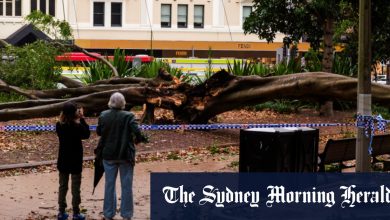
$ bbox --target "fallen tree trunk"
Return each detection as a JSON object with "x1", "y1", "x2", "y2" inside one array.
[
  {"x1": 0, "y1": 99, "x2": 65, "y2": 110},
  {"x1": 0, "y1": 87, "x2": 146, "y2": 121},
  {"x1": 29, "y1": 84, "x2": 138, "y2": 99},
  {"x1": 59, "y1": 76, "x2": 84, "y2": 88},
  {"x1": 1, "y1": 71, "x2": 390, "y2": 123}
]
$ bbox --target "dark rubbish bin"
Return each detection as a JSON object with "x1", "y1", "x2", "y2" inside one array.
[{"x1": 239, "y1": 127, "x2": 319, "y2": 172}]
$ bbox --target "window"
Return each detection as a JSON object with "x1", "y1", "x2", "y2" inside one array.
[
  {"x1": 30, "y1": 0, "x2": 55, "y2": 16},
  {"x1": 0, "y1": 0, "x2": 22, "y2": 16},
  {"x1": 111, "y1": 2, "x2": 122, "y2": 27},
  {"x1": 39, "y1": 0, "x2": 46, "y2": 13},
  {"x1": 5, "y1": 0, "x2": 11, "y2": 16},
  {"x1": 177, "y1": 4, "x2": 187, "y2": 28},
  {"x1": 93, "y1": 2, "x2": 105, "y2": 26},
  {"x1": 242, "y1": 6, "x2": 252, "y2": 25},
  {"x1": 161, "y1": 4, "x2": 171, "y2": 28},
  {"x1": 15, "y1": 0, "x2": 21, "y2": 16},
  {"x1": 31, "y1": 0, "x2": 37, "y2": 11},
  {"x1": 194, "y1": 5, "x2": 204, "y2": 28},
  {"x1": 49, "y1": 0, "x2": 55, "y2": 16}
]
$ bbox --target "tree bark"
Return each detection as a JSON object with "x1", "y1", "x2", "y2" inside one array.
[
  {"x1": 0, "y1": 87, "x2": 145, "y2": 121},
  {"x1": 59, "y1": 76, "x2": 84, "y2": 88},
  {"x1": 30, "y1": 84, "x2": 136, "y2": 99},
  {"x1": 2, "y1": 72, "x2": 390, "y2": 123},
  {"x1": 92, "y1": 77, "x2": 150, "y2": 85},
  {"x1": 0, "y1": 79, "x2": 38, "y2": 99},
  {"x1": 0, "y1": 99, "x2": 65, "y2": 110},
  {"x1": 322, "y1": 18, "x2": 335, "y2": 73},
  {"x1": 320, "y1": 18, "x2": 335, "y2": 116},
  {"x1": 141, "y1": 103, "x2": 155, "y2": 124}
]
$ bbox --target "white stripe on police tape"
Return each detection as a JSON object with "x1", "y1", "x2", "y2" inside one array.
[{"x1": 0, "y1": 123, "x2": 354, "y2": 132}]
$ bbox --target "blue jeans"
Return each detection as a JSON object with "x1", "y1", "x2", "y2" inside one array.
[{"x1": 103, "y1": 160, "x2": 134, "y2": 219}]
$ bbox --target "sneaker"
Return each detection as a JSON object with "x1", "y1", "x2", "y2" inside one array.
[
  {"x1": 58, "y1": 212, "x2": 69, "y2": 220},
  {"x1": 73, "y1": 213, "x2": 86, "y2": 220}
]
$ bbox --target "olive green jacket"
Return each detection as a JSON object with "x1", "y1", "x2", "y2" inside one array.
[{"x1": 96, "y1": 109, "x2": 142, "y2": 163}]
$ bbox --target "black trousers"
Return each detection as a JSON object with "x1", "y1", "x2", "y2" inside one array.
[{"x1": 58, "y1": 172, "x2": 82, "y2": 214}]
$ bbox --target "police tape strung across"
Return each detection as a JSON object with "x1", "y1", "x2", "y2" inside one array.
[
  {"x1": 1, "y1": 114, "x2": 388, "y2": 132},
  {"x1": 0, "y1": 122, "x2": 354, "y2": 132}
]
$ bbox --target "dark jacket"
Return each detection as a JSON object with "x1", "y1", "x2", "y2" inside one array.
[
  {"x1": 56, "y1": 118, "x2": 90, "y2": 174},
  {"x1": 96, "y1": 109, "x2": 142, "y2": 164}
]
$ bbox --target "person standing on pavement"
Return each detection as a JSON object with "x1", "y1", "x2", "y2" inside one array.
[
  {"x1": 96, "y1": 92, "x2": 143, "y2": 220},
  {"x1": 56, "y1": 102, "x2": 91, "y2": 220}
]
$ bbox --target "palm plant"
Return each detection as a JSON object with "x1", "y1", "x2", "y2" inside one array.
[
  {"x1": 272, "y1": 62, "x2": 289, "y2": 75},
  {"x1": 112, "y1": 48, "x2": 131, "y2": 77},
  {"x1": 286, "y1": 58, "x2": 303, "y2": 73},
  {"x1": 332, "y1": 53, "x2": 357, "y2": 77},
  {"x1": 133, "y1": 60, "x2": 184, "y2": 80},
  {"x1": 227, "y1": 59, "x2": 255, "y2": 76},
  {"x1": 303, "y1": 49, "x2": 322, "y2": 72},
  {"x1": 252, "y1": 62, "x2": 272, "y2": 76},
  {"x1": 78, "y1": 60, "x2": 111, "y2": 84}
]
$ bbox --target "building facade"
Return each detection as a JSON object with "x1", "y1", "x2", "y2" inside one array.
[{"x1": 0, "y1": 0, "x2": 309, "y2": 59}]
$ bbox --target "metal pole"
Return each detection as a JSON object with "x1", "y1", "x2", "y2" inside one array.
[
  {"x1": 150, "y1": 30, "x2": 154, "y2": 56},
  {"x1": 356, "y1": 0, "x2": 372, "y2": 172}
]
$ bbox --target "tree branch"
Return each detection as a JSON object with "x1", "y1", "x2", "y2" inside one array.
[
  {"x1": 59, "y1": 75, "x2": 84, "y2": 88},
  {"x1": 71, "y1": 44, "x2": 119, "y2": 77},
  {"x1": 0, "y1": 79, "x2": 38, "y2": 99},
  {"x1": 0, "y1": 99, "x2": 65, "y2": 110},
  {"x1": 0, "y1": 87, "x2": 146, "y2": 121},
  {"x1": 30, "y1": 84, "x2": 137, "y2": 99}
]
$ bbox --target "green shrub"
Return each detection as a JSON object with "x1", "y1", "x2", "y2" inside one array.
[
  {"x1": 332, "y1": 53, "x2": 357, "y2": 77},
  {"x1": 0, "y1": 92, "x2": 26, "y2": 103},
  {"x1": 372, "y1": 104, "x2": 390, "y2": 120},
  {"x1": 253, "y1": 62, "x2": 272, "y2": 76},
  {"x1": 303, "y1": 49, "x2": 322, "y2": 72},
  {"x1": 133, "y1": 60, "x2": 166, "y2": 78},
  {"x1": 112, "y1": 48, "x2": 131, "y2": 77},
  {"x1": 133, "y1": 60, "x2": 183, "y2": 80},
  {"x1": 272, "y1": 58, "x2": 303, "y2": 76},
  {"x1": 79, "y1": 60, "x2": 112, "y2": 84},
  {"x1": 0, "y1": 40, "x2": 64, "y2": 89},
  {"x1": 227, "y1": 59, "x2": 254, "y2": 76}
]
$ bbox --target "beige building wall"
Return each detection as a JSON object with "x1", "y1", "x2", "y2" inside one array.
[
  {"x1": 128, "y1": 0, "x2": 142, "y2": 25},
  {"x1": 0, "y1": 0, "x2": 307, "y2": 58}
]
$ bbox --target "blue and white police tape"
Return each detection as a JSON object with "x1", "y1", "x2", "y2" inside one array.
[
  {"x1": 0, "y1": 122, "x2": 354, "y2": 132},
  {"x1": 356, "y1": 114, "x2": 389, "y2": 155}
]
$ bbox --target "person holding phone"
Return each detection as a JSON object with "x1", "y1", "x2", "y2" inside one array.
[{"x1": 56, "y1": 102, "x2": 90, "y2": 220}]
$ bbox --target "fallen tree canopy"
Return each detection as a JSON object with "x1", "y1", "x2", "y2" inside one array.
[{"x1": 1, "y1": 70, "x2": 389, "y2": 123}]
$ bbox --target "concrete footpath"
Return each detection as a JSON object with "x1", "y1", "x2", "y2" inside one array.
[{"x1": 0, "y1": 156, "x2": 237, "y2": 220}]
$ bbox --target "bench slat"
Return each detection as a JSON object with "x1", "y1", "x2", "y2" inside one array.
[{"x1": 319, "y1": 134, "x2": 390, "y2": 172}]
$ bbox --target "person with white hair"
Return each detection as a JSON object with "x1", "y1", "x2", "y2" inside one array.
[{"x1": 96, "y1": 92, "x2": 143, "y2": 220}]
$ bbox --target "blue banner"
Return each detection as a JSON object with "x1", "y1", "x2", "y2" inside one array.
[{"x1": 151, "y1": 173, "x2": 390, "y2": 220}]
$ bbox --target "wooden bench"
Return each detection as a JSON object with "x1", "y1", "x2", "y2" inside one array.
[{"x1": 318, "y1": 134, "x2": 390, "y2": 172}]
